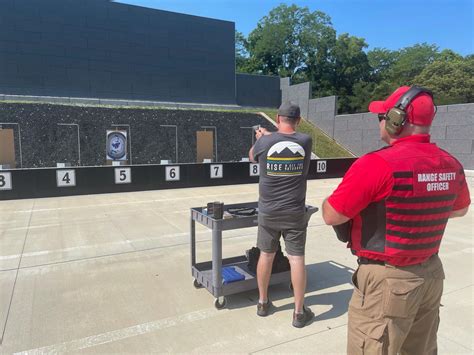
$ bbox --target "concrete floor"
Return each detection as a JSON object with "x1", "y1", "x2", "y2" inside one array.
[{"x1": 0, "y1": 179, "x2": 472, "y2": 354}]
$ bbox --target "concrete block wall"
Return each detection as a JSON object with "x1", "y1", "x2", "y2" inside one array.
[
  {"x1": 331, "y1": 103, "x2": 474, "y2": 169},
  {"x1": 280, "y1": 79, "x2": 310, "y2": 118},
  {"x1": 431, "y1": 104, "x2": 474, "y2": 169},
  {"x1": 307, "y1": 96, "x2": 338, "y2": 138},
  {"x1": 465, "y1": 170, "x2": 474, "y2": 190},
  {"x1": 280, "y1": 77, "x2": 473, "y2": 168}
]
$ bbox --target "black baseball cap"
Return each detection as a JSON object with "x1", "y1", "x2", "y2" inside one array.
[{"x1": 278, "y1": 101, "x2": 300, "y2": 118}]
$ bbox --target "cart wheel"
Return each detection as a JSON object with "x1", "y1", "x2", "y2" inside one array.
[
  {"x1": 193, "y1": 279, "x2": 203, "y2": 289},
  {"x1": 214, "y1": 297, "x2": 227, "y2": 309},
  {"x1": 289, "y1": 282, "x2": 294, "y2": 292}
]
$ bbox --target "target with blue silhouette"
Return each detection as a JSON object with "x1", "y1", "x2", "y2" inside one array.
[{"x1": 106, "y1": 131, "x2": 127, "y2": 161}]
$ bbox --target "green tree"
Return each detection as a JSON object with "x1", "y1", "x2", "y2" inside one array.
[
  {"x1": 414, "y1": 53, "x2": 474, "y2": 104},
  {"x1": 235, "y1": 30, "x2": 249, "y2": 72},
  {"x1": 368, "y1": 43, "x2": 440, "y2": 101},
  {"x1": 331, "y1": 34, "x2": 371, "y2": 112},
  {"x1": 367, "y1": 48, "x2": 399, "y2": 81},
  {"x1": 246, "y1": 4, "x2": 334, "y2": 79},
  {"x1": 387, "y1": 43, "x2": 439, "y2": 86}
]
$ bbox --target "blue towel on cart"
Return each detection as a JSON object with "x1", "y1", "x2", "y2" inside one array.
[{"x1": 222, "y1": 266, "x2": 245, "y2": 284}]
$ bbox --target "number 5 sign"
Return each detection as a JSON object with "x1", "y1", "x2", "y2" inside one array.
[
  {"x1": 56, "y1": 169, "x2": 76, "y2": 187},
  {"x1": 115, "y1": 168, "x2": 131, "y2": 184}
]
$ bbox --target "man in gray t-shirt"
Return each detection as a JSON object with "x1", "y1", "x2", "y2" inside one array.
[{"x1": 249, "y1": 101, "x2": 314, "y2": 328}]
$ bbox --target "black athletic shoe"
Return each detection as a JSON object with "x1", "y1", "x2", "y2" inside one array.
[
  {"x1": 292, "y1": 306, "x2": 314, "y2": 328},
  {"x1": 257, "y1": 300, "x2": 273, "y2": 317}
]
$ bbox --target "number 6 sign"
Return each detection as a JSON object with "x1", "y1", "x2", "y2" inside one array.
[{"x1": 166, "y1": 166, "x2": 180, "y2": 181}]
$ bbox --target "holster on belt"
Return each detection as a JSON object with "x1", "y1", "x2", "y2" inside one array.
[{"x1": 332, "y1": 220, "x2": 352, "y2": 243}]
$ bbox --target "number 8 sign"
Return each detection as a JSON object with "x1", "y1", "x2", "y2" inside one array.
[
  {"x1": 0, "y1": 172, "x2": 12, "y2": 190},
  {"x1": 250, "y1": 163, "x2": 259, "y2": 176}
]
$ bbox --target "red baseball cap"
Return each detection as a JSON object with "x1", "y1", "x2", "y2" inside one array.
[{"x1": 368, "y1": 86, "x2": 435, "y2": 126}]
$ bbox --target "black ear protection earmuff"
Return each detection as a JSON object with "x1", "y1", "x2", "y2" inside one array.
[{"x1": 384, "y1": 86, "x2": 433, "y2": 135}]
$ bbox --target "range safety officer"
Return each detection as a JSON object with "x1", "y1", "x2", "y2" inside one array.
[{"x1": 322, "y1": 86, "x2": 471, "y2": 355}]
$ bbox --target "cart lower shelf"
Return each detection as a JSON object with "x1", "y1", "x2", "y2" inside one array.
[{"x1": 192, "y1": 255, "x2": 291, "y2": 309}]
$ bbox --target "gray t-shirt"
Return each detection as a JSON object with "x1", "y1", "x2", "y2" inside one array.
[{"x1": 252, "y1": 132, "x2": 312, "y2": 215}]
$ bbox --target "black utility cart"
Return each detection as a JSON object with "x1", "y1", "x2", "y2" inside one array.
[{"x1": 190, "y1": 201, "x2": 318, "y2": 309}]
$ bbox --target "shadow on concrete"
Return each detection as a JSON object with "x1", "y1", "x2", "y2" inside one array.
[{"x1": 225, "y1": 260, "x2": 354, "y2": 322}]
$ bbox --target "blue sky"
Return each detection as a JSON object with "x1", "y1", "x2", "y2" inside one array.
[{"x1": 115, "y1": 0, "x2": 473, "y2": 55}]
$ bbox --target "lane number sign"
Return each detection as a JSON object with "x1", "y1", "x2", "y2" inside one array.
[{"x1": 56, "y1": 169, "x2": 76, "y2": 187}]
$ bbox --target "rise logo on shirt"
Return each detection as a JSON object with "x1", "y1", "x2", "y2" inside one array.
[{"x1": 266, "y1": 141, "x2": 305, "y2": 176}]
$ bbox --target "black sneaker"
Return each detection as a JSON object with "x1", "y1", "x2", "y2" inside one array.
[
  {"x1": 257, "y1": 300, "x2": 272, "y2": 317},
  {"x1": 292, "y1": 306, "x2": 314, "y2": 328}
]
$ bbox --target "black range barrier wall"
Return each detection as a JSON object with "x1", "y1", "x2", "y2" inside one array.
[
  {"x1": 0, "y1": 0, "x2": 236, "y2": 104},
  {"x1": 236, "y1": 74, "x2": 281, "y2": 108},
  {"x1": 0, "y1": 159, "x2": 356, "y2": 200}
]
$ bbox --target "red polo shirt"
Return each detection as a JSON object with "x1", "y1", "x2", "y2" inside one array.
[
  {"x1": 328, "y1": 135, "x2": 471, "y2": 218},
  {"x1": 328, "y1": 135, "x2": 471, "y2": 265}
]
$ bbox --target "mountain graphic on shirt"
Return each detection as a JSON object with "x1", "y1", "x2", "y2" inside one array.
[
  {"x1": 268, "y1": 141, "x2": 306, "y2": 157},
  {"x1": 266, "y1": 141, "x2": 305, "y2": 176}
]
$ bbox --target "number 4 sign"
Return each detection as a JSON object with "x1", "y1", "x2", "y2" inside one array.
[{"x1": 56, "y1": 169, "x2": 76, "y2": 187}]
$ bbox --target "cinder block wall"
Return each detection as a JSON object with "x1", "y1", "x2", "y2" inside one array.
[
  {"x1": 307, "y1": 96, "x2": 337, "y2": 138},
  {"x1": 332, "y1": 104, "x2": 474, "y2": 169},
  {"x1": 280, "y1": 79, "x2": 310, "y2": 119},
  {"x1": 280, "y1": 77, "x2": 473, "y2": 169}
]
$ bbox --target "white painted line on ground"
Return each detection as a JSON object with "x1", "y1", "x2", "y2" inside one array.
[
  {"x1": 0, "y1": 228, "x2": 260, "y2": 267},
  {"x1": 0, "y1": 230, "x2": 208, "y2": 262},
  {"x1": 440, "y1": 247, "x2": 474, "y2": 258},
  {"x1": 14, "y1": 308, "x2": 222, "y2": 354},
  {"x1": 442, "y1": 235, "x2": 474, "y2": 245},
  {"x1": 2, "y1": 223, "x2": 61, "y2": 232},
  {"x1": 12, "y1": 191, "x2": 256, "y2": 213}
]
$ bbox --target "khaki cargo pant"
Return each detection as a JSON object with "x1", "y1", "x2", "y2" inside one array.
[{"x1": 347, "y1": 254, "x2": 444, "y2": 355}]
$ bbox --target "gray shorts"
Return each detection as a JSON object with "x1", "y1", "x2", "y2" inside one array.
[{"x1": 257, "y1": 212, "x2": 308, "y2": 256}]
